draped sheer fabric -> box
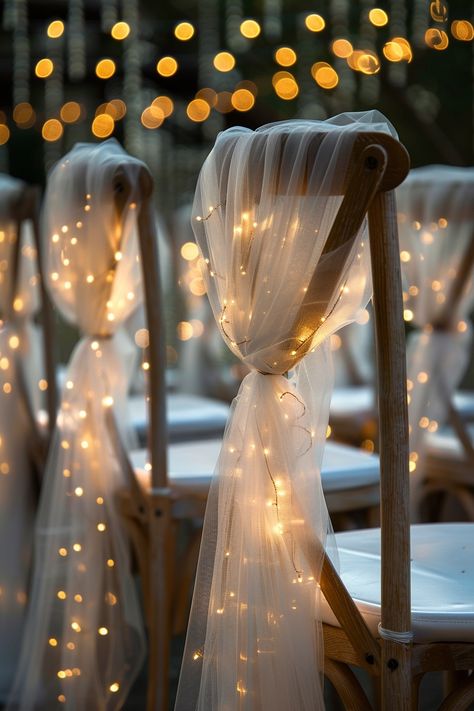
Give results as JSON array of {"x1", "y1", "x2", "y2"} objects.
[
  {"x1": 397, "y1": 166, "x2": 474, "y2": 514},
  {"x1": 8, "y1": 140, "x2": 146, "y2": 709},
  {"x1": 176, "y1": 111, "x2": 396, "y2": 710},
  {"x1": 0, "y1": 176, "x2": 42, "y2": 700}
]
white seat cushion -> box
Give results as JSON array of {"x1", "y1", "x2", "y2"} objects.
[
  {"x1": 330, "y1": 386, "x2": 373, "y2": 418},
  {"x1": 321, "y1": 524, "x2": 474, "y2": 643},
  {"x1": 426, "y1": 424, "x2": 474, "y2": 462},
  {"x1": 330, "y1": 386, "x2": 474, "y2": 421},
  {"x1": 129, "y1": 393, "x2": 230, "y2": 443},
  {"x1": 130, "y1": 440, "x2": 380, "y2": 513}
]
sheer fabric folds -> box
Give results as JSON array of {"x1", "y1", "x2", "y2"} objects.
[
  {"x1": 397, "y1": 167, "x2": 474, "y2": 513},
  {"x1": 0, "y1": 176, "x2": 41, "y2": 700},
  {"x1": 176, "y1": 112, "x2": 395, "y2": 710},
  {"x1": 8, "y1": 141, "x2": 145, "y2": 709}
]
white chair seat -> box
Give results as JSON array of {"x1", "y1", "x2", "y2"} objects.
[
  {"x1": 129, "y1": 393, "x2": 230, "y2": 444},
  {"x1": 130, "y1": 440, "x2": 380, "y2": 514},
  {"x1": 321, "y1": 523, "x2": 474, "y2": 643},
  {"x1": 330, "y1": 386, "x2": 474, "y2": 421},
  {"x1": 426, "y1": 424, "x2": 474, "y2": 462}
]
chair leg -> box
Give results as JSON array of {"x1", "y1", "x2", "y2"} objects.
[
  {"x1": 172, "y1": 526, "x2": 202, "y2": 636},
  {"x1": 324, "y1": 658, "x2": 373, "y2": 710},
  {"x1": 146, "y1": 493, "x2": 174, "y2": 711},
  {"x1": 381, "y1": 640, "x2": 413, "y2": 710}
]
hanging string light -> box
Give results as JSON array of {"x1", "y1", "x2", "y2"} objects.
[
  {"x1": 358, "y1": 0, "x2": 381, "y2": 104},
  {"x1": 197, "y1": 0, "x2": 223, "y2": 136},
  {"x1": 263, "y1": 0, "x2": 282, "y2": 41},
  {"x1": 329, "y1": 0, "x2": 356, "y2": 111},
  {"x1": 411, "y1": 0, "x2": 429, "y2": 48},
  {"x1": 225, "y1": 0, "x2": 247, "y2": 53},
  {"x1": 12, "y1": 0, "x2": 30, "y2": 105},
  {"x1": 68, "y1": 0, "x2": 86, "y2": 80},
  {"x1": 123, "y1": 0, "x2": 144, "y2": 158},
  {"x1": 388, "y1": 0, "x2": 408, "y2": 86},
  {"x1": 101, "y1": 0, "x2": 117, "y2": 33},
  {"x1": 44, "y1": 22, "x2": 65, "y2": 170}
]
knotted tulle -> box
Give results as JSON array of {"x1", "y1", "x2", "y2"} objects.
[
  {"x1": 0, "y1": 175, "x2": 42, "y2": 701},
  {"x1": 397, "y1": 166, "x2": 474, "y2": 515},
  {"x1": 8, "y1": 140, "x2": 146, "y2": 709},
  {"x1": 176, "y1": 111, "x2": 396, "y2": 710}
]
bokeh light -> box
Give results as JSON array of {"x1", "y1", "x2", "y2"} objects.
[
  {"x1": 274, "y1": 75, "x2": 299, "y2": 100},
  {"x1": 60, "y1": 101, "x2": 81, "y2": 123},
  {"x1": 451, "y1": 20, "x2": 474, "y2": 41},
  {"x1": 95, "y1": 58, "x2": 116, "y2": 79},
  {"x1": 35, "y1": 58, "x2": 54, "y2": 78},
  {"x1": 430, "y1": 1, "x2": 448, "y2": 22},
  {"x1": 187, "y1": 99, "x2": 210, "y2": 122},
  {"x1": 357, "y1": 51, "x2": 381, "y2": 74},
  {"x1": 111, "y1": 21, "x2": 130, "y2": 40},
  {"x1": 174, "y1": 22, "x2": 194, "y2": 41},
  {"x1": 91, "y1": 113, "x2": 114, "y2": 138},
  {"x1": 231, "y1": 89, "x2": 255, "y2": 111},
  {"x1": 181, "y1": 242, "x2": 199, "y2": 261},
  {"x1": 305, "y1": 14, "x2": 325, "y2": 32},
  {"x1": 213, "y1": 51, "x2": 235, "y2": 72},
  {"x1": 274, "y1": 47, "x2": 297, "y2": 66},
  {"x1": 0, "y1": 125, "x2": 10, "y2": 145},
  {"x1": 314, "y1": 65, "x2": 339, "y2": 89},
  {"x1": 156, "y1": 56, "x2": 178, "y2": 76},
  {"x1": 215, "y1": 92, "x2": 233, "y2": 113},
  {"x1": 42, "y1": 119, "x2": 63, "y2": 142},
  {"x1": 47, "y1": 20, "x2": 65, "y2": 38},
  {"x1": 368, "y1": 9, "x2": 389, "y2": 27},
  {"x1": 331, "y1": 39, "x2": 353, "y2": 58},
  {"x1": 141, "y1": 105, "x2": 164, "y2": 129},
  {"x1": 177, "y1": 321, "x2": 193, "y2": 341},
  {"x1": 13, "y1": 102, "x2": 35, "y2": 128},
  {"x1": 240, "y1": 19, "x2": 261, "y2": 39},
  {"x1": 195, "y1": 88, "x2": 218, "y2": 107},
  {"x1": 151, "y1": 96, "x2": 174, "y2": 118},
  {"x1": 425, "y1": 28, "x2": 449, "y2": 50}
]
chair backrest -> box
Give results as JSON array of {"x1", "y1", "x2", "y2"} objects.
[
  {"x1": 175, "y1": 118, "x2": 411, "y2": 709},
  {"x1": 0, "y1": 174, "x2": 57, "y2": 462},
  {"x1": 8, "y1": 140, "x2": 163, "y2": 708},
  {"x1": 396, "y1": 167, "x2": 474, "y2": 513}
]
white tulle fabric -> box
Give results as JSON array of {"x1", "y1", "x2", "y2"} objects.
[
  {"x1": 176, "y1": 111, "x2": 396, "y2": 710},
  {"x1": 397, "y1": 166, "x2": 474, "y2": 513},
  {"x1": 0, "y1": 176, "x2": 42, "y2": 701},
  {"x1": 8, "y1": 140, "x2": 146, "y2": 709}
]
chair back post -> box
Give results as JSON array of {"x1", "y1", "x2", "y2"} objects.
[
  {"x1": 136, "y1": 168, "x2": 169, "y2": 491},
  {"x1": 368, "y1": 186, "x2": 412, "y2": 706}
]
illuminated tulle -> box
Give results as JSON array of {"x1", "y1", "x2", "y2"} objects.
[
  {"x1": 397, "y1": 166, "x2": 474, "y2": 514},
  {"x1": 0, "y1": 175, "x2": 42, "y2": 701},
  {"x1": 175, "y1": 111, "x2": 396, "y2": 710},
  {"x1": 8, "y1": 140, "x2": 146, "y2": 709}
]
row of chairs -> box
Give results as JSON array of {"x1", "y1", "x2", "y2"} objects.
[{"x1": 1, "y1": 116, "x2": 474, "y2": 709}]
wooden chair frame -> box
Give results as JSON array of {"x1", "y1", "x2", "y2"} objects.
[
  {"x1": 112, "y1": 135, "x2": 474, "y2": 710},
  {"x1": 314, "y1": 139, "x2": 474, "y2": 709}
]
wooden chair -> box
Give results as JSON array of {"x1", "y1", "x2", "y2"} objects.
[
  {"x1": 287, "y1": 135, "x2": 474, "y2": 708},
  {"x1": 394, "y1": 167, "x2": 474, "y2": 522},
  {"x1": 0, "y1": 177, "x2": 57, "y2": 470},
  {"x1": 111, "y1": 155, "x2": 406, "y2": 710},
  {"x1": 0, "y1": 175, "x2": 56, "y2": 699}
]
